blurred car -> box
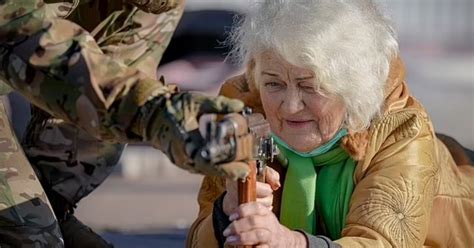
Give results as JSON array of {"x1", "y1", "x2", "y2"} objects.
[{"x1": 158, "y1": 1, "x2": 247, "y2": 94}]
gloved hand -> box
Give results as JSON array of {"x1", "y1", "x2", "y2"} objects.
[
  {"x1": 128, "y1": 0, "x2": 182, "y2": 14},
  {"x1": 147, "y1": 92, "x2": 249, "y2": 178}
]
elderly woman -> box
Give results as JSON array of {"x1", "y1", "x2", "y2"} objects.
[{"x1": 187, "y1": 1, "x2": 474, "y2": 247}]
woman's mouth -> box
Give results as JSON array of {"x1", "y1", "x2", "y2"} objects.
[{"x1": 285, "y1": 120, "x2": 313, "y2": 128}]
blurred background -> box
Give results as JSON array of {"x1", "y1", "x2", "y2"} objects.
[{"x1": 6, "y1": 0, "x2": 473, "y2": 247}]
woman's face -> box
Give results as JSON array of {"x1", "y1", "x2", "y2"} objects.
[{"x1": 255, "y1": 51, "x2": 347, "y2": 152}]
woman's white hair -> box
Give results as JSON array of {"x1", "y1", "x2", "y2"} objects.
[{"x1": 229, "y1": 0, "x2": 399, "y2": 131}]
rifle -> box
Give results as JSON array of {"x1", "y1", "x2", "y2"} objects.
[{"x1": 201, "y1": 108, "x2": 278, "y2": 248}]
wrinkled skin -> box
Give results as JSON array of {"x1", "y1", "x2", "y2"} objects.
[{"x1": 256, "y1": 51, "x2": 347, "y2": 152}]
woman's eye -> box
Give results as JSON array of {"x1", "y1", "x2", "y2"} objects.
[
  {"x1": 264, "y1": 82, "x2": 284, "y2": 90},
  {"x1": 300, "y1": 84, "x2": 316, "y2": 93}
]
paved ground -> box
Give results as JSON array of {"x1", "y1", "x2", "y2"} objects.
[
  {"x1": 75, "y1": 163, "x2": 201, "y2": 247},
  {"x1": 76, "y1": 169, "x2": 202, "y2": 232}
]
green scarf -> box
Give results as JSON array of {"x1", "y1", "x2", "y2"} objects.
[{"x1": 274, "y1": 130, "x2": 356, "y2": 239}]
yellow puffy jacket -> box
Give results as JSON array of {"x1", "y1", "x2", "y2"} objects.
[{"x1": 186, "y1": 57, "x2": 474, "y2": 248}]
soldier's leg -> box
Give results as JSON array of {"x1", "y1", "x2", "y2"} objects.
[
  {"x1": 0, "y1": 98, "x2": 63, "y2": 248},
  {"x1": 23, "y1": 107, "x2": 124, "y2": 248}
]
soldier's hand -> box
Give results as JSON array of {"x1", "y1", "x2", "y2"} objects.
[
  {"x1": 148, "y1": 92, "x2": 246, "y2": 176},
  {"x1": 128, "y1": 0, "x2": 182, "y2": 14}
]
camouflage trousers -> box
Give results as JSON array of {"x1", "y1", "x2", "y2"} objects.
[
  {"x1": 0, "y1": 97, "x2": 125, "y2": 247},
  {"x1": 22, "y1": 106, "x2": 125, "y2": 209},
  {"x1": 0, "y1": 99, "x2": 63, "y2": 247}
]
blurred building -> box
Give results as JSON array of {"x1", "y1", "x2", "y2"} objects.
[
  {"x1": 378, "y1": 0, "x2": 473, "y2": 149},
  {"x1": 382, "y1": 0, "x2": 473, "y2": 49},
  {"x1": 182, "y1": 0, "x2": 474, "y2": 49}
]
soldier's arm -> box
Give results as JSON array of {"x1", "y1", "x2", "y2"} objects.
[
  {"x1": 19, "y1": 1, "x2": 182, "y2": 203},
  {"x1": 93, "y1": 1, "x2": 183, "y2": 79},
  {"x1": 0, "y1": 0, "x2": 243, "y2": 174},
  {"x1": 0, "y1": 0, "x2": 179, "y2": 140}
]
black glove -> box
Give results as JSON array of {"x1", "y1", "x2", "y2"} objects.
[{"x1": 147, "y1": 92, "x2": 249, "y2": 178}]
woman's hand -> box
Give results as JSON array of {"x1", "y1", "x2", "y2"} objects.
[
  {"x1": 222, "y1": 167, "x2": 281, "y2": 216},
  {"x1": 222, "y1": 167, "x2": 280, "y2": 216},
  {"x1": 223, "y1": 202, "x2": 307, "y2": 247}
]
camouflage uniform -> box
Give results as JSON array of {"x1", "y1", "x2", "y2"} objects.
[
  {"x1": 0, "y1": 0, "x2": 245, "y2": 247},
  {"x1": 0, "y1": 98, "x2": 63, "y2": 247}
]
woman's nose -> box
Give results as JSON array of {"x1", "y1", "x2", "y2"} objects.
[{"x1": 280, "y1": 88, "x2": 305, "y2": 114}]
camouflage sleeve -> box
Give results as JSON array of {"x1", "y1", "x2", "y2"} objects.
[
  {"x1": 92, "y1": 1, "x2": 183, "y2": 79},
  {"x1": 0, "y1": 1, "x2": 246, "y2": 177},
  {"x1": 0, "y1": 0, "x2": 183, "y2": 144}
]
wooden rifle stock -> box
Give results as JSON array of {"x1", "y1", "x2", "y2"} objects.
[
  {"x1": 238, "y1": 161, "x2": 257, "y2": 206},
  {"x1": 237, "y1": 161, "x2": 257, "y2": 248},
  {"x1": 236, "y1": 111, "x2": 273, "y2": 248},
  {"x1": 204, "y1": 110, "x2": 275, "y2": 248}
]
